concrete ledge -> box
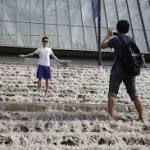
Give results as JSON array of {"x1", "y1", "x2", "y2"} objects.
[
  {"x1": 0, "y1": 45, "x2": 150, "y2": 62},
  {"x1": 0, "y1": 103, "x2": 47, "y2": 112},
  {"x1": 0, "y1": 102, "x2": 150, "y2": 113}
]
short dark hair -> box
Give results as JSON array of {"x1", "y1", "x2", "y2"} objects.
[
  {"x1": 117, "y1": 20, "x2": 129, "y2": 34},
  {"x1": 42, "y1": 36, "x2": 49, "y2": 42}
]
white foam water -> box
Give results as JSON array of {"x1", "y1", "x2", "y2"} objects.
[{"x1": 0, "y1": 64, "x2": 150, "y2": 149}]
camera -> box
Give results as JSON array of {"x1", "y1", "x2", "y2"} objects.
[
  {"x1": 108, "y1": 29, "x2": 118, "y2": 36},
  {"x1": 112, "y1": 32, "x2": 118, "y2": 36}
]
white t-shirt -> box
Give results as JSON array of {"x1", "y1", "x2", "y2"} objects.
[{"x1": 35, "y1": 47, "x2": 53, "y2": 66}]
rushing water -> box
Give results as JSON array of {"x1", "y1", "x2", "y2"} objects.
[{"x1": 0, "y1": 64, "x2": 150, "y2": 149}]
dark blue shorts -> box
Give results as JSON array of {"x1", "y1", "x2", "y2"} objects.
[
  {"x1": 108, "y1": 74, "x2": 138, "y2": 101},
  {"x1": 36, "y1": 65, "x2": 51, "y2": 80}
]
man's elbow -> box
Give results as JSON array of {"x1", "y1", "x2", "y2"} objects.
[
  {"x1": 100, "y1": 43, "x2": 108, "y2": 49},
  {"x1": 100, "y1": 45, "x2": 105, "y2": 49},
  {"x1": 51, "y1": 54, "x2": 56, "y2": 59}
]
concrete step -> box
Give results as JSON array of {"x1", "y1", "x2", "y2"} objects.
[
  {"x1": 0, "y1": 64, "x2": 150, "y2": 105},
  {"x1": 0, "y1": 102, "x2": 150, "y2": 113},
  {"x1": 0, "y1": 119, "x2": 150, "y2": 133},
  {"x1": 0, "y1": 64, "x2": 150, "y2": 149},
  {"x1": 0, "y1": 102, "x2": 150, "y2": 123},
  {"x1": 0, "y1": 128, "x2": 149, "y2": 149}
]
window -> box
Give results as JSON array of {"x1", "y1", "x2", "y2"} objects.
[
  {"x1": 44, "y1": 0, "x2": 56, "y2": 24},
  {"x1": 17, "y1": 23, "x2": 30, "y2": 47},
  {"x1": 4, "y1": 0, "x2": 17, "y2": 21},
  {"x1": 101, "y1": 0, "x2": 107, "y2": 28},
  {"x1": 58, "y1": 25, "x2": 71, "y2": 49},
  {"x1": 71, "y1": 26, "x2": 84, "y2": 49},
  {"x1": 104, "y1": 0, "x2": 118, "y2": 29},
  {"x1": 45, "y1": 25, "x2": 58, "y2": 48},
  {"x1": 31, "y1": 0, "x2": 43, "y2": 23},
  {"x1": 127, "y1": 0, "x2": 148, "y2": 52},
  {"x1": 116, "y1": 0, "x2": 130, "y2": 21},
  {"x1": 134, "y1": 29, "x2": 147, "y2": 53},
  {"x1": 3, "y1": 22, "x2": 17, "y2": 46},
  {"x1": 31, "y1": 23, "x2": 43, "y2": 47},
  {"x1": 81, "y1": 0, "x2": 93, "y2": 26},
  {"x1": 0, "y1": 21, "x2": 2, "y2": 44},
  {"x1": 69, "y1": 0, "x2": 82, "y2": 25},
  {"x1": 0, "y1": 0, "x2": 3, "y2": 20},
  {"x1": 84, "y1": 27, "x2": 97, "y2": 50},
  {"x1": 57, "y1": 0, "x2": 69, "y2": 25},
  {"x1": 18, "y1": 0, "x2": 31, "y2": 22}
]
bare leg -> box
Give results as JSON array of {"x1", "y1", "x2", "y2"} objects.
[
  {"x1": 108, "y1": 96, "x2": 116, "y2": 120},
  {"x1": 38, "y1": 79, "x2": 41, "y2": 91},
  {"x1": 45, "y1": 79, "x2": 49, "y2": 95},
  {"x1": 133, "y1": 97, "x2": 144, "y2": 122},
  {"x1": 34, "y1": 81, "x2": 38, "y2": 84}
]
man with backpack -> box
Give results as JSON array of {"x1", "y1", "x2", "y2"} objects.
[{"x1": 101, "y1": 20, "x2": 144, "y2": 122}]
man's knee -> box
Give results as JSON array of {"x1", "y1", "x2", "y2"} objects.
[
  {"x1": 108, "y1": 95, "x2": 116, "y2": 103},
  {"x1": 130, "y1": 96, "x2": 139, "y2": 101}
]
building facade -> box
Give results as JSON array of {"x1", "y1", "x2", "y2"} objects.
[{"x1": 0, "y1": 0, "x2": 150, "y2": 53}]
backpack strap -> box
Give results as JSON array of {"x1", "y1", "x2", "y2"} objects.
[
  {"x1": 117, "y1": 35, "x2": 125, "y2": 44},
  {"x1": 117, "y1": 35, "x2": 133, "y2": 45}
]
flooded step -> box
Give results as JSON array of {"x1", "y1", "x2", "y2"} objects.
[
  {"x1": 0, "y1": 145, "x2": 149, "y2": 150},
  {"x1": 0, "y1": 64, "x2": 150, "y2": 105},
  {"x1": 0, "y1": 132, "x2": 149, "y2": 148},
  {"x1": 0, "y1": 102, "x2": 150, "y2": 113},
  {"x1": 0, "y1": 120, "x2": 150, "y2": 134},
  {"x1": 0, "y1": 111, "x2": 150, "y2": 122},
  {"x1": 0, "y1": 110, "x2": 108, "y2": 121},
  {"x1": 0, "y1": 64, "x2": 149, "y2": 149}
]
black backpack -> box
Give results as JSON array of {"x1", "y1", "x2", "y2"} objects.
[{"x1": 118, "y1": 36, "x2": 145, "y2": 76}]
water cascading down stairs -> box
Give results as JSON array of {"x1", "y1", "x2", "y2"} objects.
[{"x1": 0, "y1": 64, "x2": 150, "y2": 150}]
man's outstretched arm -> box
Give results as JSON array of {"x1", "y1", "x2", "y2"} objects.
[
  {"x1": 19, "y1": 52, "x2": 36, "y2": 58},
  {"x1": 51, "y1": 53, "x2": 68, "y2": 66}
]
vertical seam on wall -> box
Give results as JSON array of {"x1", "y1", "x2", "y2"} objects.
[
  {"x1": 136, "y1": 0, "x2": 150, "y2": 52},
  {"x1": 2, "y1": 0, "x2": 4, "y2": 45},
  {"x1": 67, "y1": 0, "x2": 73, "y2": 49},
  {"x1": 79, "y1": 0, "x2": 86, "y2": 50},
  {"x1": 16, "y1": 0, "x2": 18, "y2": 46},
  {"x1": 42, "y1": 0, "x2": 46, "y2": 36},
  {"x1": 126, "y1": 0, "x2": 135, "y2": 39},
  {"x1": 55, "y1": 0, "x2": 59, "y2": 48},
  {"x1": 114, "y1": 0, "x2": 119, "y2": 21}
]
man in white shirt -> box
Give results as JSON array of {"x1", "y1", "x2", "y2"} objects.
[{"x1": 19, "y1": 36, "x2": 67, "y2": 95}]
